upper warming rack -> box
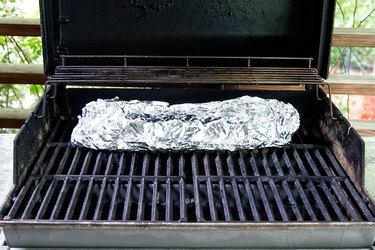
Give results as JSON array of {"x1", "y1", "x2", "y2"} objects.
[
  {"x1": 36, "y1": 56, "x2": 337, "y2": 120},
  {"x1": 50, "y1": 55, "x2": 322, "y2": 86}
]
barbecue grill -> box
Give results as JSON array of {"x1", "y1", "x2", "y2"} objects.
[{"x1": 1, "y1": 0, "x2": 375, "y2": 248}]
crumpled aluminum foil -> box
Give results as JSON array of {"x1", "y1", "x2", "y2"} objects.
[{"x1": 70, "y1": 96, "x2": 300, "y2": 151}]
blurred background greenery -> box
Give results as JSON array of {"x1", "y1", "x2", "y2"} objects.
[{"x1": 1, "y1": 0, "x2": 42, "y2": 111}]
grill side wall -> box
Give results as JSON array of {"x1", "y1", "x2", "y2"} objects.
[
  {"x1": 13, "y1": 87, "x2": 57, "y2": 187},
  {"x1": 314, "y1": 90, "x2": 365, "y2": 190}
]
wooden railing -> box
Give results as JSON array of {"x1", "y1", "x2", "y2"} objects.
[
  {"x1": 1, "y1": 17, "x2": 375, "y2": 134},
  {"x1": 0, "y1": 18, "x2": 40, "y2": 36},
  {"x1": 332, "y1": 28, "x2": 375, "y2": 47}
]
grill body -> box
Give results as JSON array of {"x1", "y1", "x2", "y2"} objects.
[{"x1": 1, "y1": 0, "x2": 375, "y2": 247}]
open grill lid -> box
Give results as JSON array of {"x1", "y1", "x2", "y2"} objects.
[{"x1": 40, "y1": 0, "x2": 335, "y2": 78}]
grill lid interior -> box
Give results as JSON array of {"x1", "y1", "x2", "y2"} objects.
[{"x1": 40, "y1": 0, "x2": 335, "y2": 78}]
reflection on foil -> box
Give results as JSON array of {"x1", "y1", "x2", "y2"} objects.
[{"x1": 71, "y1": 96, "x2": 300, "y2": 151}]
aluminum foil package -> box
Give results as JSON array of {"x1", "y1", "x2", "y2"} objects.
[{"x1": 71, "y1": 96, "x2": 300, "y2": 151}]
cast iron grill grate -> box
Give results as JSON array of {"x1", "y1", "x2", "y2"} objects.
[{"x1": 2, "y1": 118, "x2": 374, "y2": 223}]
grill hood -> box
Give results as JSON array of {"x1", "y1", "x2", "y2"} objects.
[{"x1": 40, "y1": 0, "x2": 335, "y2": 78}]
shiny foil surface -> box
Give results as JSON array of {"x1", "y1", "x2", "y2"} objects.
[{"x1": 71, "y1": 96, "x2": 300, "y2": 151}]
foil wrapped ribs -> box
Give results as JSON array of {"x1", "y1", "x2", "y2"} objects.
[{"x1": 71, "y1": 96, "x2": 300, "y2": 151}]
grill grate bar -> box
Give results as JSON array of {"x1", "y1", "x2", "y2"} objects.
[
  {"x1": 104, "y1": 153, "x2": 114, "y2": 175},
  {"x1": 151, "y1": 179, "x2": 159, "y2": 221},
  {"x1": 215, "y1": 153, "x2": 233, "y2": 221},
  {"x1": 136, "y1": 178, "x2": 146, "y2": 221},
  {"x1": 50, "y1": 177, "x2": 69, "y2": 220},
  {"x1": 192, "y1": 153, "x2": 204, "y2": 221},
  {"x1": 301, "y1": 148, "x2": 349, "y2": 221},
  {"x1": 35, "y1": 179, "x2": 58, "y2": 220},
  {"x1": 116, "y1": 153, "x2": 126, "y2": 175},
  {"x1": 167, "y1": 154, "x2": 173, "y2": 176},
  {"x1": 79, "y1": 150, "x2": 93, "y2": 175},
  {"x1": 165, "y1": 178, "x2": 173, "y2": 221},
  {"x1": 43, "y1": 146, "x2": 63, "y2": 176},
  {"x1": 249, "y1": 152, "x2": 275, "y2": 221},
  {"x1": 21, "y1": 178, "x2": 47, "y2": 219},
  {"x1": 129, "y1": 154, "x2": 137, "y2": 176},
  {"x1": 238, "y1": 152, "x2": 260, "y2": 221},
  {"x1": 179, "y1": 155, "x2": 187, "y2": 222},
  {"x1": 166, "y1": 155, "x2": 173, "y2": 221},
  {"x1": 305, "y1": 149, "x2": 358, "y2": 221},
  {"x1": 136, "y1": 155, "x2": 150, "y2": 221},
  {"x1": 179, "y1": 179, "x2": 187, "y2": 222},
  {"x1": 293, "y1": 148, "x2": 332, "y2": 221},
  {"x1": 261, "y1": 152, "x2": 289, "y2": 221},
  {"x1": 142, "y1": 154, "x2": 150, "y2": 176},
  {"x1": 78, "y1": 177, "x2": 94, "y2": 220},
  {"x1": 67, "y1": 149, "x2": 82, "y2": 175},
  {"x1": 122, "y1": 179, "x2": 133, "y2": 221},
  {"x1": 154, "y1": 154, "x2": 161, "y2": 177},
  {"x1": 227, "y1": 154, "x2": 246, "y2": 221},
  {"x1": 324, "y1": 148, "x2": 375, "y2": 221},
  {"x1": 93, "y1": 177, "x2": 107, "y2": 220},
  {"x1": 55, "y1": 147, "x2": 72, "y2": 175},
  {"x1": 271, "y1": 152, "x2": 303, "y2": 221},
  {"x1": 282, "y1": 150, "x2": 318, "y2": 221},
  {"x1": 203, "y1": 154, "x2": 218, "y2": 221},
  {"x1": 92, "y1": 152, "x2": 103, "y2": 175},
  {"x1": 64, "y1": 178, "x2": 82, "y2": 220},
  {"x1": 29, "y1": 145, "x2": 52, "y2": 177},
  {"x1": 122, "y1": 154, "x2": 137, "y2": 220}
]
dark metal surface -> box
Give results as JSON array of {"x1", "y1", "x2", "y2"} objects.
[
  {"x1": 313, "y1": 89, "x2": 366, "y2": 195},
  {"x1": 40, "y1": 0, "x2": 335, "y2": 78},
  {"x1": 2, "y1": 115, "x2": 374, "y2": 223},
  {"x1": 12, "y1": 87, "x2": 56, "y2": 186}
]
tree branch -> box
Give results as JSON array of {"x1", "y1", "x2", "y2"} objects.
[
  {"x1": 357, "y1": 7, "x2": 375, "y2": 27},
  {"x1": 329, "y1": 47, "x2": 347, "y2": 74},
  {"x1": 4, "y1": 36, "x2": 11, "y2": 63},
  {"x1": 32, "y1": 84, "x2": 41, "y2": 99},
  {"x1": 9, "y1": 36, "x2": 32, "y2": 64},
  {"x1": 352, "y1": 0, "x2": 358, "y2": 27},
  {"x1": 8, "y1": 84, "x2": 24, "y2": 109},
  {"x1": 7, "y1": 36, "x2": 26, "y2": 63},
  {"x1": 336, "y1": 1, "x2": 346, "y2": 21}
]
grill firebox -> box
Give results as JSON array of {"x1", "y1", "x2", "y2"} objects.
[
  {"x1": 3, "y1": 119, "x2": 374, "y2": 223},
  {"x1": 1, "y1": 84, "x2": 375, "y2": 248}
]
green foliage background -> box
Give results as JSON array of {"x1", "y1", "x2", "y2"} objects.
[
  {"x1": 330, "y1": 0, "x2": 375, "y2": 117},
  {"x1": 331, "y1": 0, "x2": 375, "y2": 75},
  {"x1": 0, "y1": 0, "x2": 43, "y2": 109}
]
